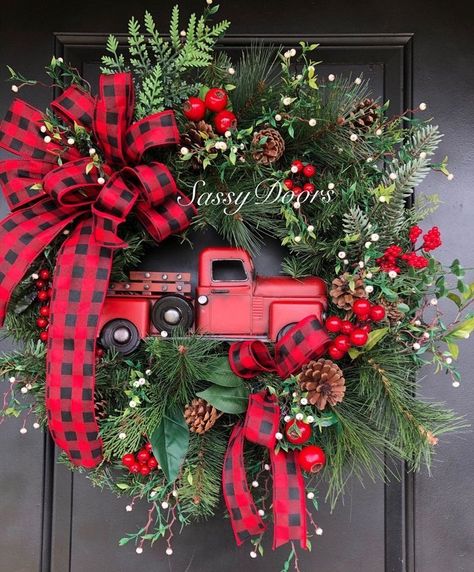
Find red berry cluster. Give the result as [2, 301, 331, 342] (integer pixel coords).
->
[35, 269, 52, 343]
[122, 442, 159, 477]
[183, 88, 237, 135]
[324, 299, 386, 360]
[284, 160, 317, 195]
[376, 245, 403, 273]
[408, 225, 423, 243]
[421, 226, 442, 251]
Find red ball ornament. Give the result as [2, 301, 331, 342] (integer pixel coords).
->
[147, 457, 159, 470]
[284, 419, 312, 445]
[39, 331, 49, 342]
[340, 320, 355, 335]
[303, 164, 316, 178]
[183, 97, 206, 121]
[333, 335, 351, 352]
[122, 453, 135, 468]
[350, 328, 369, 347]
[352, 299, 372, 317]
[325, 316, 342, 333]
[136, 449, 151, 464]
[39, 306, 50, 317]
[369, 305, 386, 322]
[37, 290, 50, 302]
[293, 186, 303, 195]
[139, 465, 151, 477]
[145, 442, 153, 452]
[297, 445, 326, 473]
[36, 317, 49, 329]
[204, 88, 228, 112]
[129, 463, 141, 474]
[39, 269, 51, 281]
[284, 178, 294, 190]
[291, 160, 304, 173]
[328, 344, 346, 360]
[303, 182, 315, 193]
[214, 110, 237, 134]
[35, 280, 46, 290]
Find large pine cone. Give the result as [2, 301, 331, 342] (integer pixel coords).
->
[379, 298, 405, 324]
[252, 127, 285, 165]
[349, 98, 380, 132]
[330, 273, 366, 311]
[298, 359, 346, 410]
[184, 398, 220, 435]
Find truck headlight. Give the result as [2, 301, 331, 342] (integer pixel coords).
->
[198, 295, 208, 305]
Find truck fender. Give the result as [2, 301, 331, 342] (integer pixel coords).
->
[98, 297, 151, 340]
[268, 300, 326, 342]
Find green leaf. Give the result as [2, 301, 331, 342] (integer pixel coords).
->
[116, 483, 130, 490]
[447, 341, 459, 360]
[448, 316, 474, 340]
[205, 356, 243, 387]
[150, 407, 190, 483]
[197, 383, 249, 414]
[447, 292, 462, 308]
[348, 347, 361, 359]
[364, 327, 389, 351]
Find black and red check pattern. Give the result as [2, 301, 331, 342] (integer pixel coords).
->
[229, 315, 330, 379]
[222, 391, 307, 549]
[0, 71, 196, 467]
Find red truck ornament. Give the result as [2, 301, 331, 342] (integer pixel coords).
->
[99, 247, 327, 354]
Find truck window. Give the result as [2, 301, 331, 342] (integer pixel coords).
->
[212, 259, 247, 282]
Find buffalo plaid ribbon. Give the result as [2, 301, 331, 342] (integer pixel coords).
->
[229, 315, 330, 379]
[223, 391, 307, 549]
[0, 72, 196, 468]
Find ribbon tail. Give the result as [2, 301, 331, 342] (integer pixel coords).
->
[271, 449, 307, 550]
[222, 422, 266, 546]
[0, 199, 79, 325]
[46, 218, 113, 468]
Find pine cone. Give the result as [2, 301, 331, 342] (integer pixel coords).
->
[184, 398, 220, 435]
[298, 359, 346, 410]
[379, 298, 405, 324]
[94, 390, 108, 420]
[181, 121, 216, 170]
[330, 273, 366, 311]
[348, 98, 380, 132]
[252, 127, 285, 165]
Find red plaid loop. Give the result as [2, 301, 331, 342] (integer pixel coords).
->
[223, 391, 307, 550]
[229, 315, 330, 380]
[0, 72, 196, 468]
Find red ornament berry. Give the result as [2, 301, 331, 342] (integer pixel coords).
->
[284, 178, 294, 190]
[293, 185, 303, 195]
[36, 317, 49, 329]
[357, 313, 370, 323]
[350, 328, 369, 347]
[284, 420, 312, 445]
[136, 449, 151, 464]
[39, 331, 49, 342]
[35, 280, 46, 290]
[333, 335, 351, 352]
[183, 97, 206, 121]
[352, 299, 372, 317]
[39, 306, 50, 317]
[369, 305, 386, 322]
[147, 457, 159, 470]
[359, 323, 372, 334]
[122, 453, 135, 468]
[303, 182, 315, 193]
[303, 164, 316, 178]
[39, 269, 51, 281]
[325, 316, 342, 333]
[204, 88, 229, 112]
[409, 225, 423, 243]
[328, 344, 346, 360]
[95, 347, 105, 358]
[37, 290, 50, 302]
[291, 160, 304, 173]
[129, 463, 141, 474]
[297, 445, 326, 473]
[139, 465, 151, 477]
[214, 110, 237, 134]
[340, 320, 355, 335]
[145, 442, 153, 452]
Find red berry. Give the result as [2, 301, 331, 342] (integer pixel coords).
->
[39, 269, 51, 281]
[204, 88, 228, 112]
[183, 97, 206, 121]
[35, 280, 46, 290]
[139, 465, 151, 477]
[284, 420, 312, 445]
[147, 457, 159, 470]
[37, 290, 50, 302]
[145, 442, 153, 452]
[303, 182, 315, 193]
[95, 347, 105, 358]
[409, 225, 423, 243]
[352, 299, 371, 317]
[122, 453, 135, 468]
[357, 313, 370, 322]
[325, 316, 342, 333]
[359, 323, 372, 334]
[36, 317, 48, 329]
[303, 164, 316, 178]
[213, 110, 237, 134]
[297, 445, 326, 473]
[39, 306, 50, 317]
[369, 305, 386, 322]
[333, 335, 351, 352]
[328, 344, 346, 360]
[350, 328, 369, 347]
[129, 463, 141, 474]
[136, 449, 151, 464]
[340, 320, 355, 335]
[293, 186, 303, 195]
[291, 160, 304, 173]
[284, 178, 294, 190]
[39, 331, 49, 342]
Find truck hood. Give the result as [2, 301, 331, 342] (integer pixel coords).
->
[254, 275, 326, 298]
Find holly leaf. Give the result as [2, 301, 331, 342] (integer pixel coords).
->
[150, 407, 189, 483]
[205, 356, 243, 387]
[364, 328, 389, 351]
[197, 384, 249, 414]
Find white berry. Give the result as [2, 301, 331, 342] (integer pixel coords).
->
[284, 415, 291, 422]
[31, 273, 39, 280]
[20, 387, 28, 394]
[224, 130, 232, 138]
[145, 369, 152, 376]
[447, 173, 454, 181]
[430, 298, 438, 306]
[355, 77, 362, 85]
[328, 183, 335, 190]
[129, 400, 137, 408]
[275, 114, 282, 122]
[172, 490, 178, 497]
[379, 196, 387, 203]
[293, 202, 301, 209]
[119, 432, 127, 440]
[20, 427, 27, 434]
[138, 377, 146, 385]
[166, 548, 173, 556]
[365, 241, 372, 249]
[150, 491, 157, 498]
[343, 259, 349, 265]
[328, 74, 335, 82]
[295, 413, 304, 421]
[11, 85, 19, 93]
[422, 332, 430, 339]
[252, 480, 259, 488]
[350, 133, 358, 142]
[126, 505, 133, 512]
[180, 146, 190, 155]
[366, 272, 373, 279]
[250, 551, 257, 559]
[452, 381, 460, 388]
[366, 157, 373, 163]
[370, 233, 380, 242]
[89, 148, 96, 156]
[388, 270, 398, 279]
[289, 48, 296, 57]
[307, 225, 315, 232]
[258, 509, 265, 516]
[43, 136, 52, 144]
[316, 527, 324, 536]
[97, 177, 106, 185]
[67, 137, 75, 146]
[307, 492, 315, 500]
[9, 376, 16, 384]
[40, 126, 47, 133]
[309, 118, 317, 127]
[419, 151, 427, 159]
[389, 172, 397, 180]
[358, 261, 365, 268]
[228, 67, 235, 75]
[160, 330, 169, 338]
[283, 97, 293, 106]
[376, 128, 383, 136]
[414, 320, 422, 326]
[136, 547, 143, 554]
[306, 415, 314, 423]
[294, 235, 302, 243]
[419, 102, 427, 111]
[300, 397, 308, 406]
[365, 285, 374, 294]
[275, 432, 283, 440]
[180, 30, 186, 37]
[161, 501, 169, 509]
[413, 343, 421, 350]
[338, 251, 346, 259]
[445, 357, 453, 365]
[264, 464, 271, 471]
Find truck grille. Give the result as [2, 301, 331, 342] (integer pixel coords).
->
[252, 297, 264, 320]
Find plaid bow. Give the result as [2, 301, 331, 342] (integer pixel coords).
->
[222, 391, 307, 549]
[229, 315, 330, 379]
[0, 72, 196, 468]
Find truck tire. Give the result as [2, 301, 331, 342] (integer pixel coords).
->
[99, 319, 141, 355]
[151, 295, 194, 334]
[276, 322, 297, 342]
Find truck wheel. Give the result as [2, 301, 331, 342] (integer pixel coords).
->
[99, 319, 141, 355]
[152, 296, 194, 334]
[276, 322, 297, 342]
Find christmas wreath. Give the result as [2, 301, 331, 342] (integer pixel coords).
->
[1, 3, 472, 569]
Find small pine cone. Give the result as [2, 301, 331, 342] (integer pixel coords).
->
[184, 398, 220, 435]
[94, 391, 108, 420]
[379, 298, 405, 324]
[330, 273, 367, 311]
[348, 98, 380, 132]
[181, 121, 216, 170]
[252, 127, 285, 165]
[298, 359, 346, 410]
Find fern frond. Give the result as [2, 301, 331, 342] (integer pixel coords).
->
[128, 17, 150, 77]
[101, 34, 126, 74]
[135, 64, 165, 119]
[169, 5, 181, 50]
